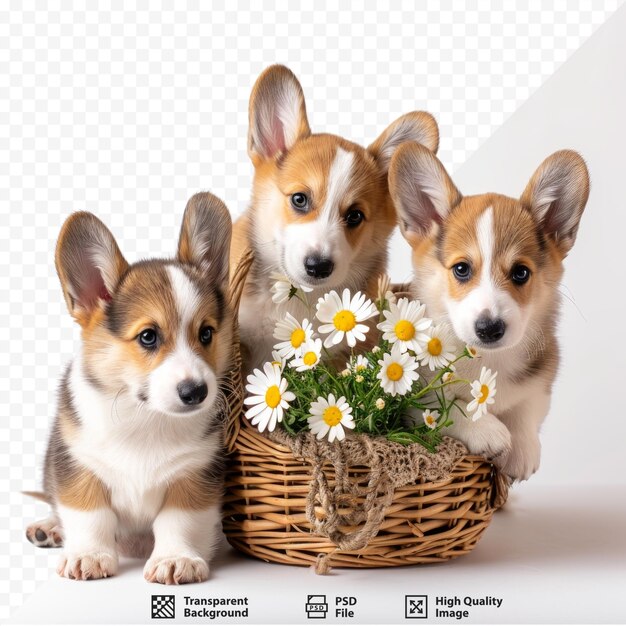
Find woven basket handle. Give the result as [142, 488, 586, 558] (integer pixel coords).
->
[224, 248, 254, 453]
[229, 248, 254, 313]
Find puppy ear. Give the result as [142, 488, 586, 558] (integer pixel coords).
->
[178, 192, 232, 285]
[520, 150, 590, 254]
[367, 111, 439, 174]
[248, 64, 311, 163]
[388, 142, 461, 243]
[55, 212, 128, 322]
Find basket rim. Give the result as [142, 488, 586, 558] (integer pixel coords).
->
[236, 416, 491, 474]
[230, 417, 509, 508]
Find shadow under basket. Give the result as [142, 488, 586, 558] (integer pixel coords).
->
[222, 250, 508, 571]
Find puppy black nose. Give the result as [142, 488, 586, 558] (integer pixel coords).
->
[177, 380, 208, 405]
[475, 316, 506, 343]
[304, 255, 334, 279]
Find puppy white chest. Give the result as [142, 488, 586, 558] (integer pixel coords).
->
[75, 427, 210, 524]
[108, 478, 166, 528]
[449, 350, 538, 412]
[69, 359, 217, 525]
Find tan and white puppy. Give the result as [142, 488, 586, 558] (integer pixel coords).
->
[231, 65, 439, 370]
[25, 193, 234, 584]
[389, 143, 589, 481]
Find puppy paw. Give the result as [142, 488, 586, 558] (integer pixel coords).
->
[463, 413, 512, 464]
[26, 518, 64, 548]
[57, 551, 118, 580]
[500, 437, 541, 482]
[144, 555, 209, 585]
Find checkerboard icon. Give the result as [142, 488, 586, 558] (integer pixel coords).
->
[151, 595, 175, 619]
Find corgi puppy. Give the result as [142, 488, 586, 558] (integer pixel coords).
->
[231, 65, 439, 370]
[388, 143, 589, 481]
[25, 193, 234, 584]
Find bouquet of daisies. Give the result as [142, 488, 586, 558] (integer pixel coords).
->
[244, 276, 497, 453]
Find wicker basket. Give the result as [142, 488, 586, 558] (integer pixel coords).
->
[223, 250, 507, 570]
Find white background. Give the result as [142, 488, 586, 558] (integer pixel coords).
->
[1, 2, 624, 622]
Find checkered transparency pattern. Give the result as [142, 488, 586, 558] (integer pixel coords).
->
[151, 595, 176, 619]
[0, 0, 621, 619]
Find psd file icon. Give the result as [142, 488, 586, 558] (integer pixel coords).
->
[305, 595, 328, 618]
[405, 595, 428, 619]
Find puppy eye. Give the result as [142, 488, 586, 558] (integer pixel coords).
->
[345, 205, 365, 228]
[290, 192, 309, 212]
[138, 328, 158, 349]
[511, 264, 531, 285]
[452, 262, 472, 281]
[199, 325, 214, 345]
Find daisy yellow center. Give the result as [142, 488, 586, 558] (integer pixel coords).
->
[265, 385, 281, 409]
[478, 384, 490, 404]
[427, 337, 442, 356]
[394, 319, 415, 341]
[323, 406, 343, 427]
[333, 309, 356, 332]
[271, 360, 282, 367]
[303, 351, 317, 366]
[290, 328, 306, 348]
[426, 415, 435, 425]
[386, 362, 404, 381]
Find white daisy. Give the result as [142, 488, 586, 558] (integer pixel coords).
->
[355, 374, 364, 383]
[467, 367, 498, 421]
[377, 297, 432, 353]
[273, 313, 314, 359]
[348, 354, 370, 372]
[417, 323, 458, 370]
[422, 409, 439, 430]
[465, 345, 479, 359]
[290, 338, 322, 372]
[307, 394, 355, 443]
[316, 289, 376, 348]
[244, 363, 295, 432]
[375, 398, 385, 410]
[270, 272, 313, 304]
[376, 343, 420, 397]
[269, 350, 286, 371]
